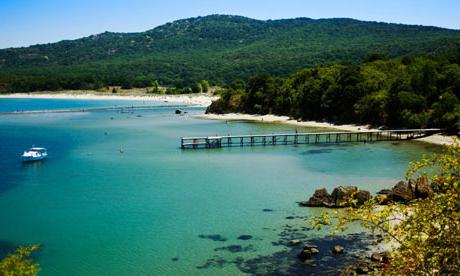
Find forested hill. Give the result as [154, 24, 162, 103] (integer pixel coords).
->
[1, 14, 460, 92]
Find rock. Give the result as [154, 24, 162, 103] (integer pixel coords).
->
[340, 265, 356, 276]
[300, 188, 333, 207]
[332, 245, 345, 254]
[331, 186, 358, 207]
[298, 249, 312, 260]
[303, 244, 319, 250]
[376, 189, 392, 195]
[237, 235, 253, 240]
[414, 176, 432, 199]
[289, 239, 301, 246]
[298, 244, 320, 260]
[390, 181, 414, 203]
[309, 247, 320, 255]
[355, 190, 371, 205]
[375, 194, 389, 205]
[356, 261, 370, 274]
[175, 109, 182, 114]
[370, 252, 383, 262]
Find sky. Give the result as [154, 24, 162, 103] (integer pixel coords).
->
[1, 0, 459, 49]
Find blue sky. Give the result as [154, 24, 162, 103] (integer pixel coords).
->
[1, 0, 459, 49]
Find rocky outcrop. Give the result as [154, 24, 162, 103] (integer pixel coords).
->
[300, 186, 371, 208]
[389, 181, 414, 203]
[299, 188, 333, 207]
[377, 176, 433, 205]
[331, 186, 358, 207]
[414, 176, 432, 199]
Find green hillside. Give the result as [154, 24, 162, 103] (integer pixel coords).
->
[1, 15, 460, 92]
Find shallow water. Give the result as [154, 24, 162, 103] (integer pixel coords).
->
[0, 99, 440, 275]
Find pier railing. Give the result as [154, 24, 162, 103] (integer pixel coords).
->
[180, 129, 442, 149]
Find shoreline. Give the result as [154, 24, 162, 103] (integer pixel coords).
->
[0, 92, 217, 107]
[196, 113, 456, 146]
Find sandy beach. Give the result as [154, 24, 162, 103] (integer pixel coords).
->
[0, 92, 218, 107]
[196, 113, 457, 146]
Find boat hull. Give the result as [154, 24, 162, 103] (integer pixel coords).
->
[22, 155, 47, 162]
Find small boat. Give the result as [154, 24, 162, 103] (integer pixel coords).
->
[21, 147, 48, 162]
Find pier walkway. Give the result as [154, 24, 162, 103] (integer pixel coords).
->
[181, 129, 442, 149]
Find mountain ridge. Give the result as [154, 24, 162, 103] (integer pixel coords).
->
[1, 14, 460, 92]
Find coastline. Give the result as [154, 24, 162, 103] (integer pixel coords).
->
[196, 113, 456, 146]
[0, 92, 218, 107]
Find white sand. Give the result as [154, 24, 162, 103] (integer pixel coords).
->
[0, 93, 218, 107]
[196, 113, 457, 146]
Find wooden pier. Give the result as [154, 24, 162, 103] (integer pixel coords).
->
[180, 129, 442, 149]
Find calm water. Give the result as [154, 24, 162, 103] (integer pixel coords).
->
[0, 99, 440, 275]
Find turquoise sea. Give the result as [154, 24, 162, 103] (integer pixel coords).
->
[0, 98, 440, 275]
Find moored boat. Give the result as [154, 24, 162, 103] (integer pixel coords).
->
[21, 147, 48, 162]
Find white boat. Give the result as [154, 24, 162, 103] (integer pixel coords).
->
[21, 147, 48, 162]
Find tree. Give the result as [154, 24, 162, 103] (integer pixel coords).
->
[0, 245, 40, 275]
[312, 142, 460, 274]
[151, 80, 160, 94]
[200, 80, 210, 93]
[192, 83, 203, 93]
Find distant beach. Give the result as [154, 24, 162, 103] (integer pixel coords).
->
[0, 91, 217, 107]
[196, 113, 456, 146]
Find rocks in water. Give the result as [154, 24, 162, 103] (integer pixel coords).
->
[300, 186, 371, 208]
[341, 252, 390, 275]
[289, 239, 301, 246]
[297, 244, 319, 261]
[414, 176, 432, 199]
[356, 261, 370, 274]
[370, 252, 383, 262]
[370, 251, 390, 264]
[299, 188, 333, 207]
[355, 190, 371, 205]
[309, 247, 320, 255]
[390, 181, 414, 203]
[331, 186, 358, 207]
[237, 235, 253, 241]
[297, 244, 319, 260]
[377, 176, 433, 205]
[332, 245, 345, 254]
[198, 234, 227, 242]
[175, 109, 182, 114]
[297, 249, 312, 260]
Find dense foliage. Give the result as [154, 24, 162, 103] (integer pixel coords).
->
[0, 245, 40, 276]
[312, 142, 460, 274]
[1, 15, 460, 93]
[209, 54, 460, 132]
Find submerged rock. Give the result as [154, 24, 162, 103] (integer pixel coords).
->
[289, 239, 301, 246]
[332, 245, 345, 254]
[298, 249, 312, 260]
[237, 235, 253, 240]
